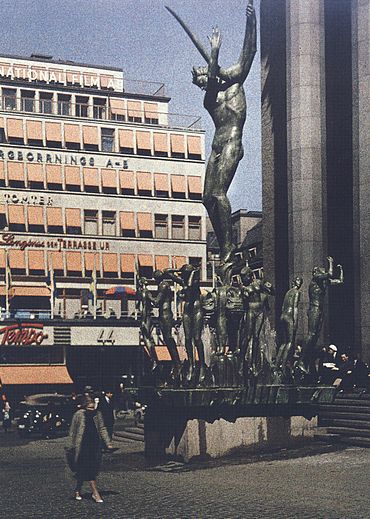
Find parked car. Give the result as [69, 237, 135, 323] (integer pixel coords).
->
[16, 393, 76, 438]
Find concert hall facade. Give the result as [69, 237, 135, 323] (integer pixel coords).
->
[0, 54, 206, 398]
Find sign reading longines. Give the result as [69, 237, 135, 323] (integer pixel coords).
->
[0, 233, 110, 252]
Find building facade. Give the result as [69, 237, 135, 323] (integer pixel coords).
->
[0, 54, 206, 397]
[261, 0, 369, 360]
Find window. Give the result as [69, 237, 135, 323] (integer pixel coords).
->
[249, 247, 257, 259]
[84, 210, 98, 235]
[39, 92, 53, 114]
[57, 94, 71, 116]
[188, 216, 202, 241]
[102, 211, 116, 236]
[93, 98, 107, 119]
[76, 96, 89, 118]
[21, 90, 35, 112]
[101, 128, 115, 152]
[171, 215, 185, 240]
[2, 88, 16, 110]
[154, 214, 168, 239]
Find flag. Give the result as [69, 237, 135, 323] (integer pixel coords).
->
[5, 250, 13, 316]
[46, 256, 58, 319]
[104, 286, 136, 297]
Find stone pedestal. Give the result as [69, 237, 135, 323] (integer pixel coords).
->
[140, 385, 335, 462]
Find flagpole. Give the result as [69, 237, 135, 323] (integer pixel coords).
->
[5, 249, 9, 318]
[93, 255, 97, 320]
[133, 259, 138, 320]
[50, 255, 54, 319]
[173, 257, 178, 321]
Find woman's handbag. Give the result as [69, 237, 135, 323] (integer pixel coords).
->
[64, 447, 76, 472]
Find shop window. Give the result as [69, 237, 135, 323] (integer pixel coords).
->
[39, 92, 53, 114]
[75, 96, 89, 118]
[21, 90, 35, 112]
[188, 216, 202, 241]
[57, 94, 71, 116]
[171, 215, 185, 240]
[101, 128, 115, 152]
[2, 88, 16, 111]
[84, 210, 98, 235]
[249, 246, 257, 259]
[154, 214, 168, 239]
[93, 98, 107, 119]
[102, 211, 116, 236]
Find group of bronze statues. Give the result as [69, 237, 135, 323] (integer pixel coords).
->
[135, 2, 344, 389]
[137, 255, 344, 388]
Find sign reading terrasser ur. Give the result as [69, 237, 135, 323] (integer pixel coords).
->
[0, 323, 49, 346]
[0, 62, 123, 91]
[0, 233, 110, 252]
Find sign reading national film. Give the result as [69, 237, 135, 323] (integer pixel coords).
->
[0, 323, 48, 346]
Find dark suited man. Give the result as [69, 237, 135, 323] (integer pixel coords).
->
[98, 389, 115, 441]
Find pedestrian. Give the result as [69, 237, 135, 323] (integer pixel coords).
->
[98, 389, 115, 442]
[67, 396, 113, 503]
[2, 401, 11, 433]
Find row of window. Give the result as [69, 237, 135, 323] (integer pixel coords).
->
[1, 87, 161, 125]
[0, 117, 203, 158]
[0, 249, 202, 279]
[0, 162, 202, 199]
[0, 205, 203, 240]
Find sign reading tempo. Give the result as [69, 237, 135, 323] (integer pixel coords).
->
[0, 323, 48, 346]
[0, 63, 123, 91]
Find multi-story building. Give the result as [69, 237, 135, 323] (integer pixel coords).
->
[0, 54, 206, 398]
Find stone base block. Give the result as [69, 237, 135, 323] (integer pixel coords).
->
[166, 415, 317, 462]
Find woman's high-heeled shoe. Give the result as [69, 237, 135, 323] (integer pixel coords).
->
[74, 492, 82, 501]
[92, 493, 103, 503]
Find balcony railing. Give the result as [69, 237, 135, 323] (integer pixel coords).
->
[0, 308, 139, 322]
[0, 95, 202, 130]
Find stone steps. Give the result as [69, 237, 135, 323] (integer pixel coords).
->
[316, 391, 370, 447]
[114, 425, 144, 443]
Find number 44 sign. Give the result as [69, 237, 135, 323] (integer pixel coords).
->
[97, 329, 115, 346]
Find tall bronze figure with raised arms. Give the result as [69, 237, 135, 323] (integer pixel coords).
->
[166, 1, 256, 265]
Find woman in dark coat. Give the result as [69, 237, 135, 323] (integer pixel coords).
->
[68, 396, 112, 502]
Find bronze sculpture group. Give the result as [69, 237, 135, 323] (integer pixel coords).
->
[135, 2, 344, 389]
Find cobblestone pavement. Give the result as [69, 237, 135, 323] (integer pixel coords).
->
[0, 425, 369, 519]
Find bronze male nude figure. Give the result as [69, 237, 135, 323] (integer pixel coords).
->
[166, 2, 256, 264]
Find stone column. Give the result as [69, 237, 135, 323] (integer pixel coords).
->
[352, 0, 370, 362]
[285, 0, 327, 343]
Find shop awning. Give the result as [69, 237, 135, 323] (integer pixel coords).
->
[47, 251, 64, 271]
[119, 129, 134, 149]
[155, 255, 169, 270]
[27, 163, 44, 183]
[187, 135, 202, 156]
[65, 166, 81, 187]
[144, 102, 158, 120]
[0, 365, 73, 385]
[12, 286, 50, 297]
[102, 253, 118, 273]
[138, 254, 153, 267]
[64, 124, 80, 144]
[65, 208, 81, 228]
[0, 161, 4, 180]
[136, 131, 151, 151]
[120, 254, 135, 273]
[46, 207, 63, 227]
[171, 175, 186, 193]
[119, 170, 134, 191]
[137, 213, 152, 232]
[84, 252, 99, 272]
[46, 165, 62, 184]
[7, 118, 23, 139]
[83, 168, 99, 187]
[83, 126, 99, 146]
[170, 133, 185, 154]
[188, 175, 203, 195]
[66, 251, 82, 272]
[136, 172, 152, 192]
[101, 168, 117, 188]
[28, 250, 46, 272]
[153, 132, 168, 153]
[8, 205, 25, 224]
[154, 346, 188, 362]
[8, 162, 24, 181]
[120, 211, 135, 230]
[154, 173, 169, 192]
[172, 256, 186, 268]
[27, 206, 44, 226]
[26, 120, 43, 141]
[127, 100, 142, 119]
[45, 122, 62, 142]
[110, 98, 125, 116]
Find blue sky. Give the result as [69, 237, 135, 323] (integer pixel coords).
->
[1, 0, 261, 211]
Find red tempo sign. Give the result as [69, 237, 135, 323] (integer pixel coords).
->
[0, 323, 48, 346]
